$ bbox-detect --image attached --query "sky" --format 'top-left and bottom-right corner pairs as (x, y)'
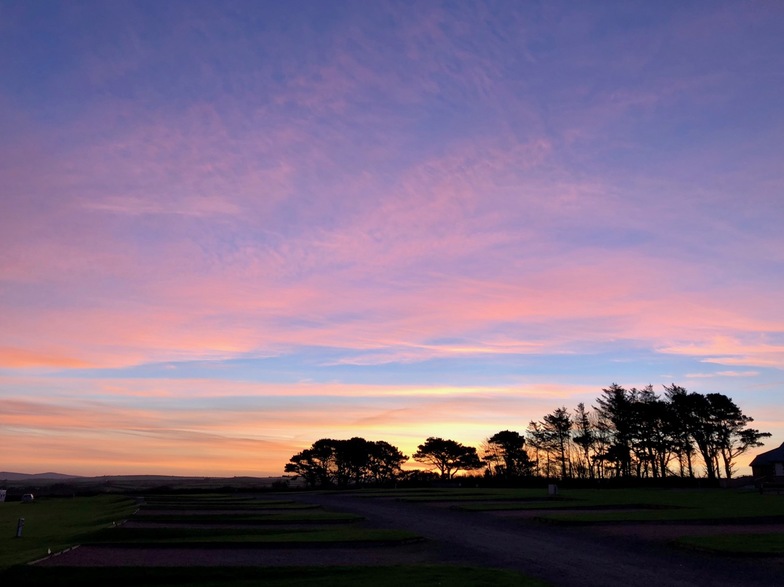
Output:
(1, 1), (783, 478)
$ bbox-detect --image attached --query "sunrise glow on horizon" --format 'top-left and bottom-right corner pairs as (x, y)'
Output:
(1, 1), (783, 478)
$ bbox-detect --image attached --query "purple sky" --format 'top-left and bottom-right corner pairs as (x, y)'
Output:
(1, 1), (783, 476)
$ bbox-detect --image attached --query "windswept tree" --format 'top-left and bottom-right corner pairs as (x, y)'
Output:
(572, 403), (597, 479)
(483, 430), (533, 479)
(594, 384), (636, 477)
(705, 394), (770, 479)
(628, 385), (674, 479)
(284, 438), (337, 488)
(542, 407), (573, 479)
(525, 420), (546, 477)
(366, 440), (408, 485)
(664, 384), (698, 478)
(413, 437), (483, 480)
(284, 438), (408, 488)
(689, 393), (771, 479)
(335, 437), (373, 487)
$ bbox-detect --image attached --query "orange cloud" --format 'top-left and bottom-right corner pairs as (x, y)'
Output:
(0, 347), (92, 369)
(0, 375), (603, 476)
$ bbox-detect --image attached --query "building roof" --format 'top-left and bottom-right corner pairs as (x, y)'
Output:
(750, 442), (784, 467)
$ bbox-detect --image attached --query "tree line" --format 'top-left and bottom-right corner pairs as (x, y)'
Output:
(283, 384), (771, 487)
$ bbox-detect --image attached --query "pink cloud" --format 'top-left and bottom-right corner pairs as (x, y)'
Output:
(685, 370), (761, 379)
(1, 1), (782, 478)
(0, 347), (92, 369)
(0, 373), (601, 475)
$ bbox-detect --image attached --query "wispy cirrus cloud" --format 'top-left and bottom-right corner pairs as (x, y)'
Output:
(0, 377), (594, 475)
(686, 370), (761, 379)
(1, 2), (782, 476)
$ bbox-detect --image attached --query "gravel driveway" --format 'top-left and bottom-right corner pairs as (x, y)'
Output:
(297, 492), (784, 587)
(36, 543), (436, 567)
(36, 492), (784, 587)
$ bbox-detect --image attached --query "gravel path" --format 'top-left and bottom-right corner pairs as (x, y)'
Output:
(37, 543), (436, 567)
(35, 492), (784, 586)
(297, 492), (784, 587)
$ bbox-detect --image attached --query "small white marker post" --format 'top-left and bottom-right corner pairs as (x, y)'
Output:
(16, 517), (24, 538)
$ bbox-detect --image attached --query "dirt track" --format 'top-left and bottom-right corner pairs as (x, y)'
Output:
(298, 492), (784, 587)
(37, 543), (435, 567)
(37, 492), (784, 586)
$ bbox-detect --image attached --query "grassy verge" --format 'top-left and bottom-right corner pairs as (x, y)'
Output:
(87, 525), (420, 545)
(0, 495), (137, 569)
(142, 495), (274, 502)
(140, 502), (318, 511)
(134, 511), (362, 524)
(435, 488), (784, 523)
(393, 488), (553, 502)
(674, 533), (784, 556)
(1, 565), (548, 586)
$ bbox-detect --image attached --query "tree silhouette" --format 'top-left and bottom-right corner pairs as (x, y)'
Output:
(284, 383), (771, 485)
(541, 407), (573, 479)
(572, 403), (596, 479)
(595, 384), (635, 478)
(484, 430), (533, 479)
(413, 437), (483, 479)
(664, 384), (698, 478)
(701, 393), (770, 479)
(285, 438), (408, 487)
(284, 438), (336, 487)
(627, 386), (673, 479)
(367, 440), (408, 484)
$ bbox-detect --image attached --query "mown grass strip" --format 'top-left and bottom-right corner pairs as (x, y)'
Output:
(535, 509), (784, 525)
(674, 533), (784, 556)
(140, 505), (315, 512)
(421, 488), (784, 523)
(2, 565), (548, 587)
(456, 501), (653, 512)
(87, 525), (420, 546)
(134, 512), (362, 524)
(393, 488), (552, 502)
(143, 497), (295, 505)
(0, 496), (137, 570)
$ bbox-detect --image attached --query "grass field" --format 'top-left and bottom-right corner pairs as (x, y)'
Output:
(527, 489), (784, 523)
(674, 533), (784, 556)
(432, 487), (784, 521)
(0, 491), (546, 586)
(1, 565), (548, 587)
(351, 486), (784, 556)
(3, 486), (781, 585)
(134, 511), (362, 523)
(141, 501), (321, 511)
(0, 495), (136, 569)
(86, 525), (420, 545)
(143, 495), (317, 511)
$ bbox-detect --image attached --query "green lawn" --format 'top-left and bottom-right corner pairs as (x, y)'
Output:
(390, 488), (552, 502)
(1, 565), (548, 587)
(140, 502), (318, 511)
(87, 525), (420, 545)
(675, 533), (784, 555)
(389, 487), (784, 556)
(134, 511), (362, 524)
(428, 487), (784, 522)
(0, 495), (137, 569)
(139, 505), (319, 511)
(142, 495), (300, 505)
(526, 489), (784, 523)
(0, 491), (553, 586)
(351, 486), (784, 557)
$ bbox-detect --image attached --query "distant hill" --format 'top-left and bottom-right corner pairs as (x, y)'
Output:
(0, 472), (81, 481)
